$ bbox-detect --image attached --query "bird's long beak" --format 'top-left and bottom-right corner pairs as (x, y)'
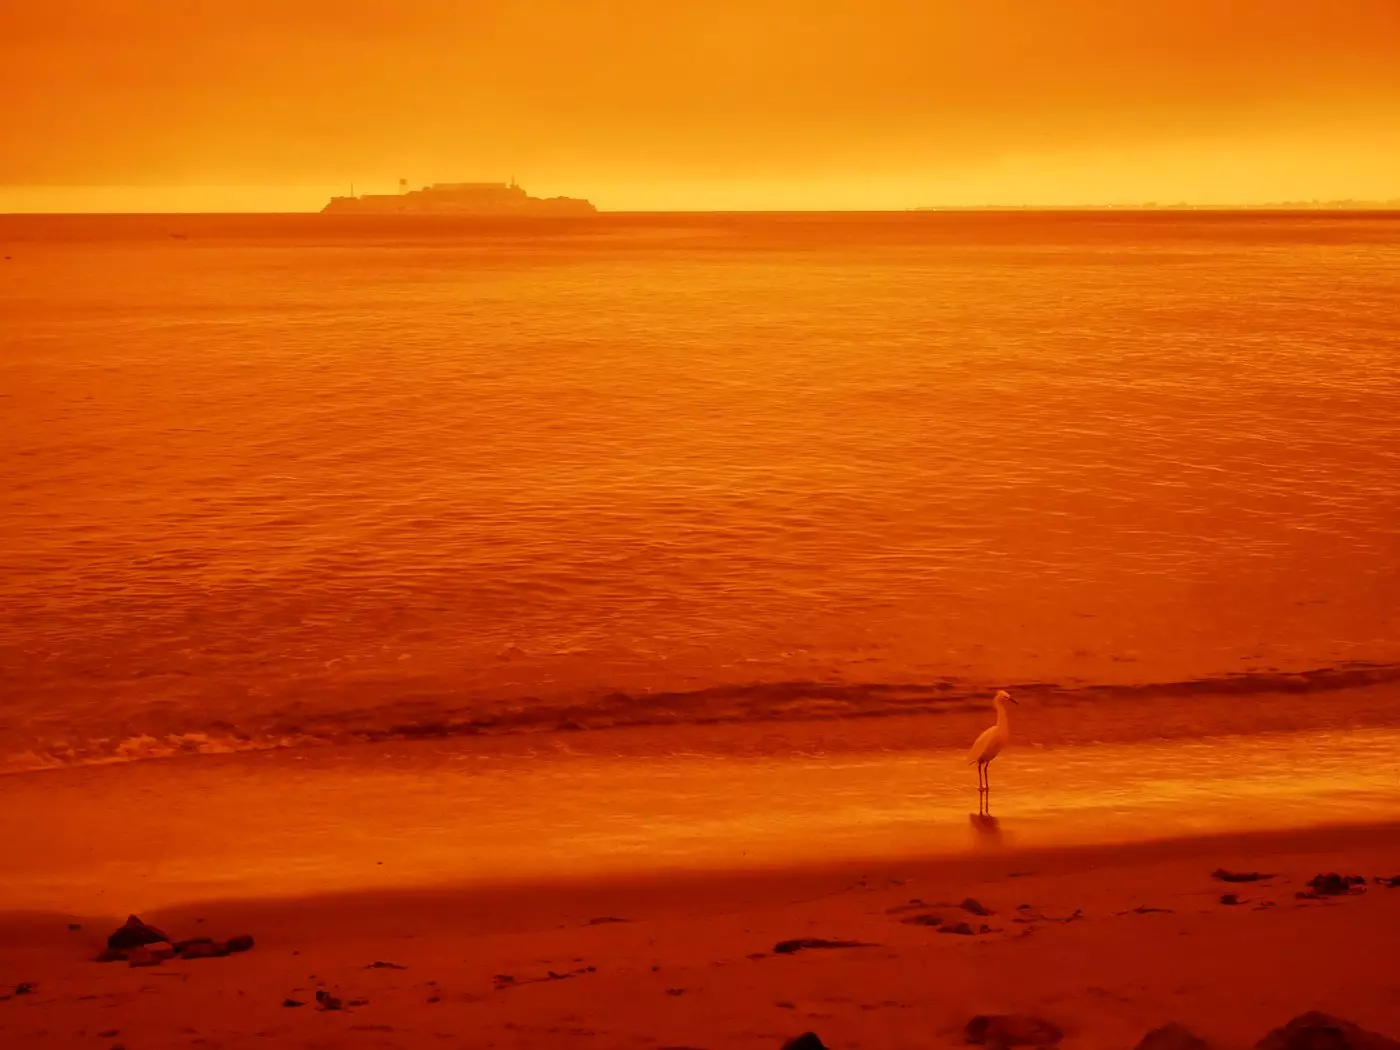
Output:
(1009, 697), (1019, 704)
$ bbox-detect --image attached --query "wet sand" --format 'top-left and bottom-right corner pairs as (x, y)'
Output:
(3, 706), (1400, 913)
(3, 716), (1400, 1048)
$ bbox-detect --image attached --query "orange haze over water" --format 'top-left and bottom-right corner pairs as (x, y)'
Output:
(2, 0), (1399, 211)
(8, 11), (1400, 1049)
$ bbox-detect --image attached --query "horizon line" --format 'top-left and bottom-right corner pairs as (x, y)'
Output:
(5, 203), (1400, 218)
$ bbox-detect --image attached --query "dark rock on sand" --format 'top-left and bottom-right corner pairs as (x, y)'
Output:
(587, 916), (629, 925)
(1305, 874), (1365, 896)
(315, 990), (343, 1011)
(15, 982), (34, 995)
(126, 945), (168, 967)
(1212, 869), (1275, 883)
(1377, 876), (1400, 888)
(1136, 1022), (1214, 1050)
(1013, 907), (1084, 925)
(965, 1014), (1065, 1047)
(961, 898), (994, 916)
(939, 921), (976, 936)
(1220, 894), (1244, 906)
(772, 938), (875, 954)
(782, 1034), (829, 1050)
(282, 998), (305, 1008)
(107, 915), (170, 951)
(175, 938), (227, 959)
(900, 914), (943, 926)
(224, 934), (255, 953)
(365, 960), (406, 969)
(1256, 1011), (1400, 1050)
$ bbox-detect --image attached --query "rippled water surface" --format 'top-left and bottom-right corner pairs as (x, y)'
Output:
(3, 212), (1399, 768)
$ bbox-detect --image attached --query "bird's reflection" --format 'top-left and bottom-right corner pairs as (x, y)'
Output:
(968, 811), (1003, 847)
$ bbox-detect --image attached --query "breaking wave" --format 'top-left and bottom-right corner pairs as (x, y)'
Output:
(4, 661), (1400, 776)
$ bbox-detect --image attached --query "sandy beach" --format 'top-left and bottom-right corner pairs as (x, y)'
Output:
(4, 823), (1400, 1049)
(4, 712), (1400, 1050)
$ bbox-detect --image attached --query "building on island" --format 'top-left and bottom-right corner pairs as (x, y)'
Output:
(322, 179), (596, 215)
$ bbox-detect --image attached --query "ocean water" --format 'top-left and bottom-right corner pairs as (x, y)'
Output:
(3, 211), (1399, 772)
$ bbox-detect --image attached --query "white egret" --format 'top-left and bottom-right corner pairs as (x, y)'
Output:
(968, 690), (1017, 796)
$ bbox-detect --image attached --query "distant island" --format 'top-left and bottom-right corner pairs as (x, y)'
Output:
(913, 200), (1400, 212)
(322, 180), (596, 215)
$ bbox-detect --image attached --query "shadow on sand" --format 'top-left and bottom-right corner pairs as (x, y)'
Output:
(968, 812), (1004, 848)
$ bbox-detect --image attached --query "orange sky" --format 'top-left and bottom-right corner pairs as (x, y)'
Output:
(3, 0), (1398, 211)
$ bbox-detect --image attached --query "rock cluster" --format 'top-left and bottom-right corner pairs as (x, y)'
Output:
(784, 1012), (1399, 1050)
(95, 915), (254, 966)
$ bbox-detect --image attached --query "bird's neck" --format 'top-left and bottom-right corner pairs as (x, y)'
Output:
(994, 700), (1009, 727)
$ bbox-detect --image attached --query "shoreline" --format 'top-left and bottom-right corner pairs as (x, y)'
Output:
(5, 672), (1400, 779)
(11, 815), (1400, 936)
(4, 719), (1399, 919)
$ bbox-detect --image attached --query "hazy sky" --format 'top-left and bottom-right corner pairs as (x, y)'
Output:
(3, 0), (1399, 210)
